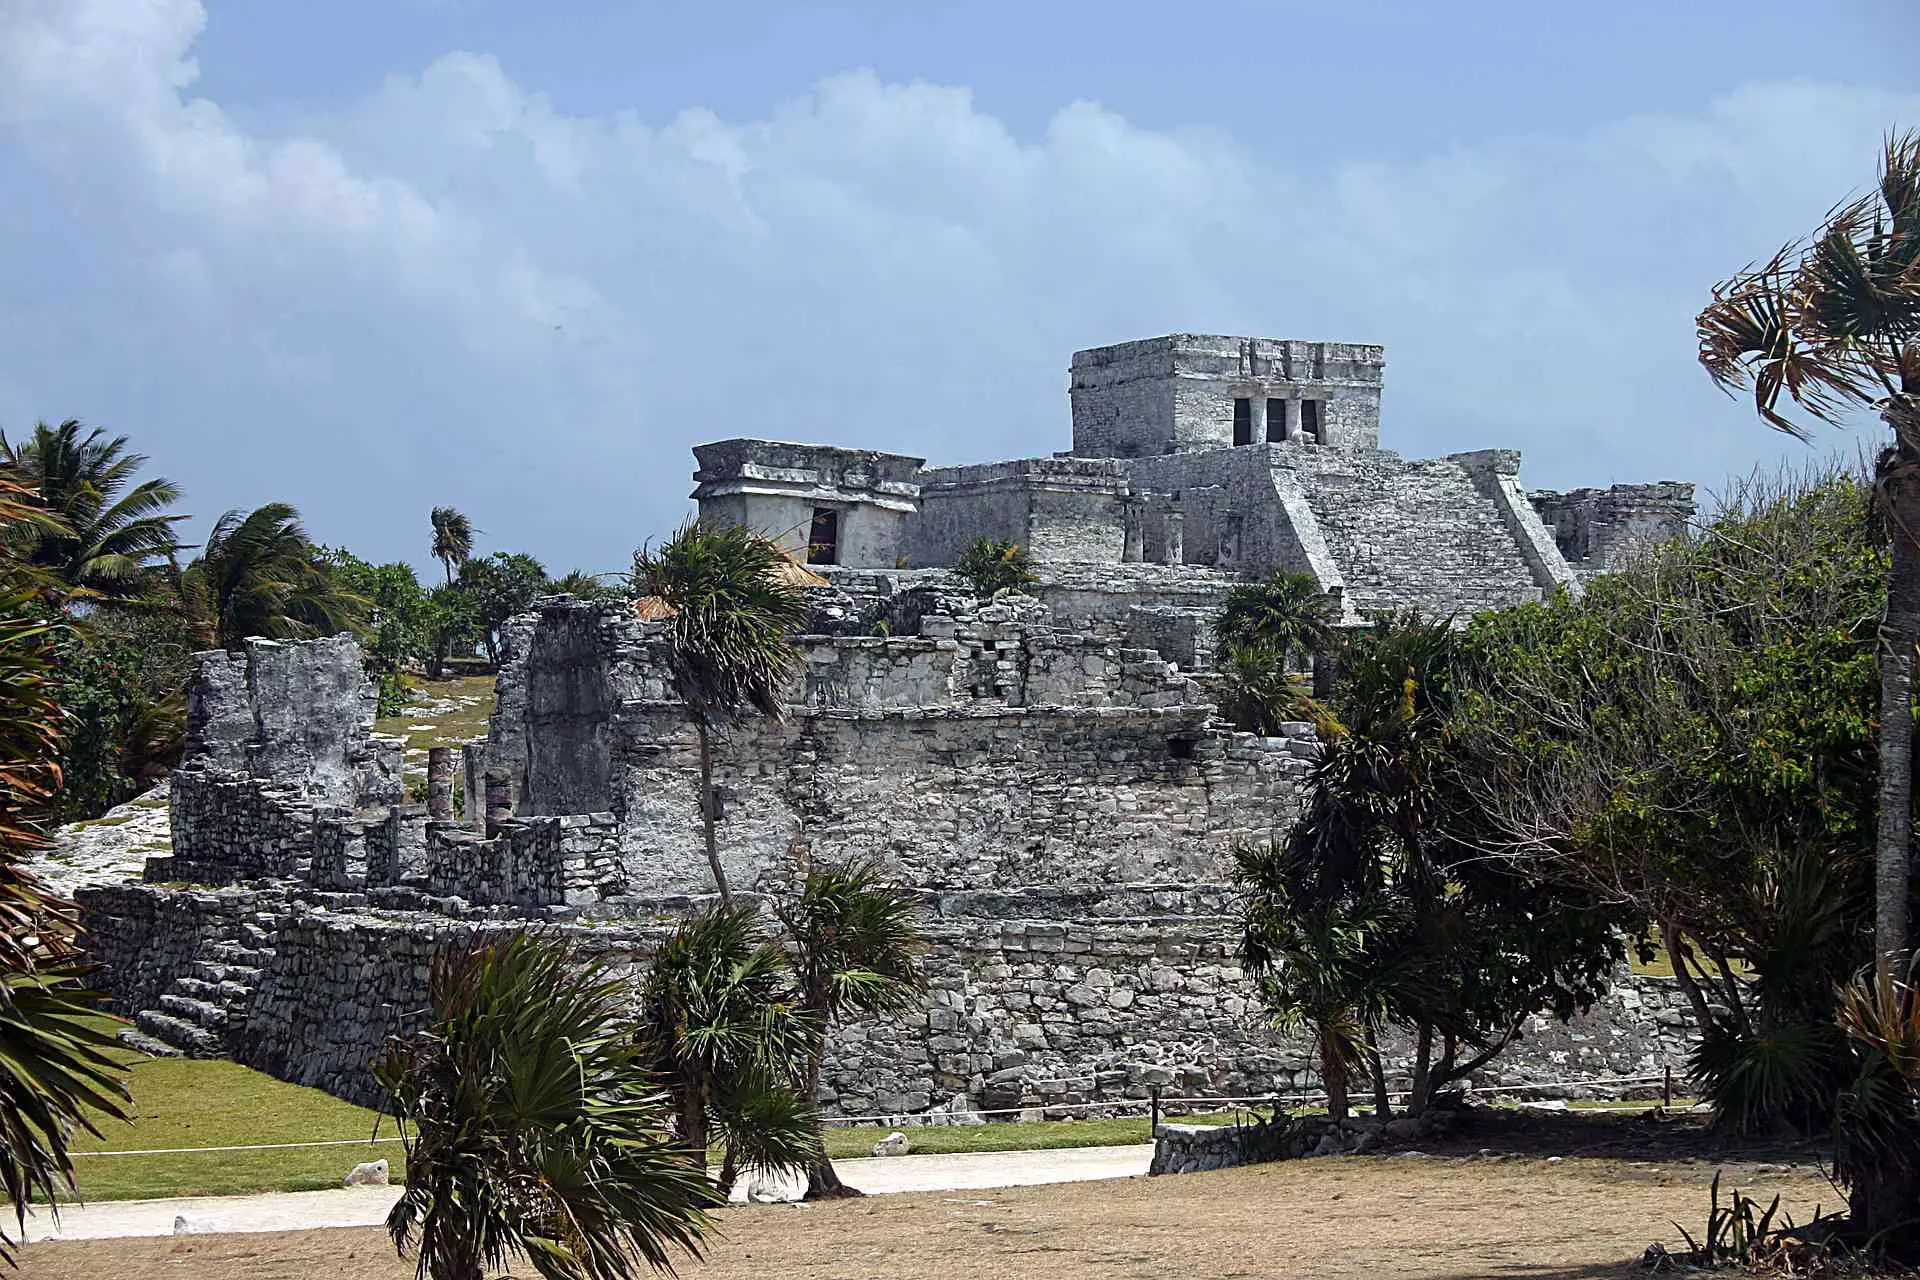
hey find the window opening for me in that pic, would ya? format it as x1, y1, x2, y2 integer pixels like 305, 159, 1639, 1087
807, 508, 840, 565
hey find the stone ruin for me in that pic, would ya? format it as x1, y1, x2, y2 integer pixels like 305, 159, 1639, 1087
75, 331, 1703, 1118
81, 599, 1697, 1118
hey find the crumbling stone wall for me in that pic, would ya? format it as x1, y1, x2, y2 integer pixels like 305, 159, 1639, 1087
472, 597, 1311, 899
165, 774, 315, 884
78, 880, 1701, 1116
170, 635, 405, 881
910, 457, 1131, 567
1530, 482, 1697, 578
182, 635, 380, 806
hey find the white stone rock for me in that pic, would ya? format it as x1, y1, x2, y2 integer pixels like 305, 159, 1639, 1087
870, 1131, 910, 1157
344, 1158, 390, 1187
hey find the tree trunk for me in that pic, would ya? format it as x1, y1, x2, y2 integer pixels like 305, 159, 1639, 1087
695, 721, 733, 908
1317, 1020, 1350, 1121
1365, 1027, 1392, 1119
1662, 920, 1717, 1034
1408, 1023, 1434, 1116
717, 1147, 741, 1200
1849, 1162, 1919, 1251
801, 1032, 862, 1199
1875, 453, 1919, 979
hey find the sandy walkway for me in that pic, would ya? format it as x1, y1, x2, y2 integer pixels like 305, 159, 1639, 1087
15, 1155, 1836, 1280
25, 1144, 1154, 1241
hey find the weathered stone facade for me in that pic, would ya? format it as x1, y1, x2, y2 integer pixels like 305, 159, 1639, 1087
74, 328, 1703, 1120
83, 606, 1701, 1118
79, 876, 1699, 1116
690, 332, 1693, 626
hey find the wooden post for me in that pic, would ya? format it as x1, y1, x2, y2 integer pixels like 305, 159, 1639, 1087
1150, 1085, 1162, 1134
1662, 1064, 1673, 1109
426, 747, 454, 821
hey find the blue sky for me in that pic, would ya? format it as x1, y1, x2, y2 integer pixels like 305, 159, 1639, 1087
1, 0, 1916, 576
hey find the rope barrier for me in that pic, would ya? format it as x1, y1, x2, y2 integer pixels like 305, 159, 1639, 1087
72, 1071, 1678, 1157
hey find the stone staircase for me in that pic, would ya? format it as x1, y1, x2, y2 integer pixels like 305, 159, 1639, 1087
117, 918, 278, 1060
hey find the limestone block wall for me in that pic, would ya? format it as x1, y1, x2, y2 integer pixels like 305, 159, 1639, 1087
1530, 482, 1697, 578
608, 708, 1313, 899
1069, 335, 1386, 458
77, 882, 1702, 1117
910, 457, 1131, 567
165, 769, 315, 883
182, 635, 377, 807
1121, 446, 1330, 583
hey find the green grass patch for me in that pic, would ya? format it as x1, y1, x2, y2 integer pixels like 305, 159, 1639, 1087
62, 1043, 1242, 1203
65, 1052, 402, 1203
822, 1110, 1244, 1160
373, 675, 497, 765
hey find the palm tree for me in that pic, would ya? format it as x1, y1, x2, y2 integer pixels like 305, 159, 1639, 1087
430, 507, 475, 586
180, 503, 365, 652
0, 487, 131, 1261
635, 907, 820, 1199
772, 860, 926, 1198
377, 931, 714, 1280
631, 523, 806, 906
1237, 841, 1394, 1121
1214, 568, 1337, 671
0, 419, 186, 607
1697, 130, 1920, 980
953, 537, 1038, 598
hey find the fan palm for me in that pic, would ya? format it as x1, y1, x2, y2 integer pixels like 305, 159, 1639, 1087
630, 524, 806, 906
953, 537, 1037, 598
376, 931, 714, 1280
0, 487, 132, 1261
1697, 130, 1920, 980
772, 860, 926, 1197
1237, 840, 1394, 1120
1214, 569, 1337, 670
430, 507, 475, 586
635, 907, 820, 1199
179, 503, 365, 651
0, 419, 186, 607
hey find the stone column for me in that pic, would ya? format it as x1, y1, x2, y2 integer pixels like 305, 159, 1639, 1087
425, 747, 454, 821
483, 767, 512, 839
1279, 399, 1297, 441
1161, 506, 1184, 566
1248, 395, 1267, 443
1121, 494, 1144, 563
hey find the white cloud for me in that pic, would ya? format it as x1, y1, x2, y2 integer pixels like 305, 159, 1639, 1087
0, 0, 1914, 571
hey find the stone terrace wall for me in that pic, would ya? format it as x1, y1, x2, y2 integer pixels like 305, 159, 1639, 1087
78, 882, 1700, 1115
164, 772, 315, 884
481, 596, 1313, 899
609, 709, 1312, 898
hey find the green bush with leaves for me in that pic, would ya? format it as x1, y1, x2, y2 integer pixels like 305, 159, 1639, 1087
1252, 609, 1631, 1118
1454, 468, 1885, 1134
953, 537, 1037, 598
456, 551, 548, 666
181, 503, 366, 651
378, 931, 713, 1280
1212, 569, 1336, 733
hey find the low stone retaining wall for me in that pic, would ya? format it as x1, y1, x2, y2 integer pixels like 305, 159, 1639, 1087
77, 880, 1703, 1117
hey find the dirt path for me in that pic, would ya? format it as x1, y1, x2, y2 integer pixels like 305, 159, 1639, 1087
16, 1155, 1838, 1280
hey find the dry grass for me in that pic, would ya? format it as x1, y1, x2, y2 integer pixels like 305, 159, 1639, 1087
17, 1154, 1840, 1280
